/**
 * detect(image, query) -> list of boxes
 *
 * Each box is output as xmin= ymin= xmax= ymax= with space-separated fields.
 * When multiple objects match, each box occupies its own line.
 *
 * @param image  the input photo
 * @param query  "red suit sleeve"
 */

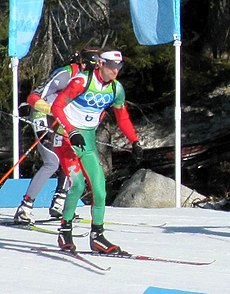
xmin=51 ymin=77 xmax=85 ymax=133
xmin=27 ymin=93 xmax=41 ymax=108
xmin=113 ymin=106 xmax=139 ymax=144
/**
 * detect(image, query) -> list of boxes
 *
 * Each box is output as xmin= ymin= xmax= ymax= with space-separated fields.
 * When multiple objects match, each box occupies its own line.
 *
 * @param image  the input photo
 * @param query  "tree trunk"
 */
xmin=208 ymin=0 xmax=230 ymax=59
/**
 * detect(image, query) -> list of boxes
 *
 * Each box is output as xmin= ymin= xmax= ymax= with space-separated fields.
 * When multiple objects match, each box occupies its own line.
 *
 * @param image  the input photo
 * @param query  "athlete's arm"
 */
xmin=27 ymin=68 xmax=75 ymax=114
xmin=113 ymin=105 xmax=139 ymax=143
xmin=27 ymin=93 xmax=51 ymax=114
xmin=112 ymin=81 xmax=139 ymax=143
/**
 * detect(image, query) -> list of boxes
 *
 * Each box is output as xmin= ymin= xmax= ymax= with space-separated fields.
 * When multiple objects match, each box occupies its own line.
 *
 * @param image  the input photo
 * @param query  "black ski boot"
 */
xmin=90 ymin=224 xmax=121 ymax=254
xmin=58 ymin=220 xmax=76 ymax=251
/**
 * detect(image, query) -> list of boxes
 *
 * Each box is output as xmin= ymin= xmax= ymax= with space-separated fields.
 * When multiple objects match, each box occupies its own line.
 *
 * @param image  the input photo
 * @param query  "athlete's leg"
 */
xmin=72 ymin=129 xmax=121 ymax=253
xmin=55 ymin=138 xmax=86 ymax=250
xmin=14 ymin=136 xmax=59 ymax=223
xmin=26 ymin=140 xmax=59 ymax=200
xmin=72 ymin=129 xmax=106 ymax=225
xmin=54 ymin=138 xmax=85 ymax=221
xmin=49 ymin=167 xmax=68 ymax=218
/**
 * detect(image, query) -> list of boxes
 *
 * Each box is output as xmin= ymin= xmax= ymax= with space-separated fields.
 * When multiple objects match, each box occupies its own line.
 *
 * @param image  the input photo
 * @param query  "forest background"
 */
xmin=0 ymin=0 xmax=230 ymax=204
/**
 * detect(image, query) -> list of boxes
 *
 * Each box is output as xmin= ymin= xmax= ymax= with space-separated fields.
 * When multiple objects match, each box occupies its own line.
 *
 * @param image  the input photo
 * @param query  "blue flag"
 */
xmin=8 ymin=0 xmax=44 ymax=59
xmin=129 ymin=0 xmax=181 ymax=45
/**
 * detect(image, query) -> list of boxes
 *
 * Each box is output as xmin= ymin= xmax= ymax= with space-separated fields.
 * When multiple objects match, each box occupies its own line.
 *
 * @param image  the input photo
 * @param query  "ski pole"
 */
xmin=0 ymin=110 xmax=57 ymax=134
xmin=96 ymin=140 xmax=131 ymax=152
xmin=0 ymin=110 xmax=67 ymax=137
xmin=0 ymin=121 xmax=57 ymax=185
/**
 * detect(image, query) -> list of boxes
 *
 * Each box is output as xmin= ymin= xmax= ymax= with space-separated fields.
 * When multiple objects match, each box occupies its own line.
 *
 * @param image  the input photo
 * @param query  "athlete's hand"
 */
xmin=68 ymin=129 xmax=86 ymax=151
xmin=132 ymin=141 xmax=143 ymax=164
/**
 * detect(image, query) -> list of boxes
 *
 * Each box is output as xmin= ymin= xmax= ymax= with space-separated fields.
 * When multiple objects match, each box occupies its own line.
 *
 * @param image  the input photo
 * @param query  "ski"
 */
xmin=30 ymin=246 xmax=214 ymax=266
xmin=31 ymin=225 xmax=88 ymax=238
xmin=0 ymin=221 xmax=88 ymax=238
xmin=35 ymin=215 xmax=83 ymax=224
xmin=34 ymin=217 xmax=62 ymax=224
xmin=1 ymin=214 xmax=165 ymax=228
xmin=77 ymin=251 xmax=215 ymax=266
xmin=31 ymin=247 xmax=111 ymax=272
xmin=35 ymin=218 xmax=166 ymax=229
xmin=78 ymin=219 xmax=167 ymax=228
xmin=104 ymin=228 xmax=163 ymax=234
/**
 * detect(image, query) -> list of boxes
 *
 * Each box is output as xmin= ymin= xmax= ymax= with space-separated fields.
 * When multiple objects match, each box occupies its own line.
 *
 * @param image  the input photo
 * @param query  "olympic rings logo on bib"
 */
xmin=84 ymin=91 xmax=112 ymax=108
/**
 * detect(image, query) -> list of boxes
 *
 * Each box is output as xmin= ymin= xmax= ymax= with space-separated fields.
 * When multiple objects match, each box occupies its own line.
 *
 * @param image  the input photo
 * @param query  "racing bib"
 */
xmin=33 ymin=117 xmax=48 ymax=132
xmin=53 ymin=134 xmax=63 ymax=147
xmin=64 ymin=103 xmax=102 ymax=128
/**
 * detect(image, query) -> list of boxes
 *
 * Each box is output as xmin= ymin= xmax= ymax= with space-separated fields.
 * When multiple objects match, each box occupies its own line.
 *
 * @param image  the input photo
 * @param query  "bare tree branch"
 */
xmin=58 ymin=0 xmax=72 ymax=43
xmin=50 ymin=10 xmax=69 ymax=51
xmin=75 ymin=0 xmax=98 ymax=20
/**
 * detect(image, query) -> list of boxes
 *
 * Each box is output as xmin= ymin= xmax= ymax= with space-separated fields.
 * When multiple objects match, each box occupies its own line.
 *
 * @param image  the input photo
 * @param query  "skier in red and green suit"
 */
xmin=52 ymin=49 xmax=143 ymax=253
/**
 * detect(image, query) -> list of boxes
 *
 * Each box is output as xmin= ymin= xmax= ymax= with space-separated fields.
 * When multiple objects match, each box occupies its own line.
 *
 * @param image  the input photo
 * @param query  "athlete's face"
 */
xmin=99 ymin=60 xmax=123 ymax=82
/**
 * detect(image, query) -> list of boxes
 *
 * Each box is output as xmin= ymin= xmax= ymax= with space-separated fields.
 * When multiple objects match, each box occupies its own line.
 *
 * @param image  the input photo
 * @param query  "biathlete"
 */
xmin=14 ymin=49 xmax=99 ymax=224
xmin=51 ymin=49 xmax=143 ymax=253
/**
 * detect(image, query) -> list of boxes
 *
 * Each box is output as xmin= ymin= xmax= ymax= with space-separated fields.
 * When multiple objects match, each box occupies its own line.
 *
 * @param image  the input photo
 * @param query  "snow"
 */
xmin=0 ymin=206 xmax=229 ymax=294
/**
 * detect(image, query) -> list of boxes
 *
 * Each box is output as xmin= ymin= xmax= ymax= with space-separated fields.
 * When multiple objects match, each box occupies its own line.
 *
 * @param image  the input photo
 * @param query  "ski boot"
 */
xmin=49 ymin=189 xmax=67 ymax=218
xmin=14 ymin=195 xmax=35 ymax=225
xmin=58 ymin=220 xmax=76 ymax=251
xmin=90 ymin=224 xmax=121 ymax=254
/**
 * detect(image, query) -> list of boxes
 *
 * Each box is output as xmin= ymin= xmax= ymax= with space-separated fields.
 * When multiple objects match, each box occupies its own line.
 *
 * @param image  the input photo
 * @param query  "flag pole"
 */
xmin=174 ymin=37 xmax=182 ymax=208
xmin=8 ymin=0 xmax=44 ymax=180
xmin=129 ymin=0 xmax=182 ymax=207
xmin=11 ymin=56 xmax=20 ymax=179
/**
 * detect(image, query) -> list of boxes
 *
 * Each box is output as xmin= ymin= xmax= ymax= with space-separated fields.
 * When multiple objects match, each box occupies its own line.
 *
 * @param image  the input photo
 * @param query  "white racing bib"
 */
xmin=53 ymin=134 xmax=63 ymax=147
xmin=64 ymin=103 xmax=102 ymax=128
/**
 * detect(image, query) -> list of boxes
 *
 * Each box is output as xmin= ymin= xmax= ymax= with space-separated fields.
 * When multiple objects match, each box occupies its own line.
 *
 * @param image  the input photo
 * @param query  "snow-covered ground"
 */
xmin=0 ymin=206 xmax=229 ymax=294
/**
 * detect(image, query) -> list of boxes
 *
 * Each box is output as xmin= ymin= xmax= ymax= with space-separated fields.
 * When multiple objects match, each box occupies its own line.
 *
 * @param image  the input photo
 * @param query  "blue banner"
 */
xmin=129 ymin=0 xmax=181 ymax=45
xmin=8 ymin=0 xmax=44 ymax=59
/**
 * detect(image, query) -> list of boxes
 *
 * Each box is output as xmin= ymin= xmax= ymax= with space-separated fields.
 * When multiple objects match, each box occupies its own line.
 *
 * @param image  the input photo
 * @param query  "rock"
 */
xmin=112 ymin=168 xmax=206 ymax=208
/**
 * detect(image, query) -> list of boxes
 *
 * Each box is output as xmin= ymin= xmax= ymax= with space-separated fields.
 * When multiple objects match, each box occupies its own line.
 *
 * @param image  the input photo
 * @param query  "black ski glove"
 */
xmin=132 ymin=141 xmax=143 ymax=164
xmin=68 ymin=129 xmax=86 ymax=151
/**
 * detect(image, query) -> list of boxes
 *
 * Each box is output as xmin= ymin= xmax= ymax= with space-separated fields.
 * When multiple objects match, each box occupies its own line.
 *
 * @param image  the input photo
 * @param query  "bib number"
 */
xmin=33 ymin=118 xmax=47 ymax=132
xmin=53 ymin=134 xmax=63 ymax=147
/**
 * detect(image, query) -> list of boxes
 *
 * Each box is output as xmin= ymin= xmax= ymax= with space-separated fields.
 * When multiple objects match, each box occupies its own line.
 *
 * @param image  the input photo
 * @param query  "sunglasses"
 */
xmin=103 ymin=59 xmax=123 ymax=70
